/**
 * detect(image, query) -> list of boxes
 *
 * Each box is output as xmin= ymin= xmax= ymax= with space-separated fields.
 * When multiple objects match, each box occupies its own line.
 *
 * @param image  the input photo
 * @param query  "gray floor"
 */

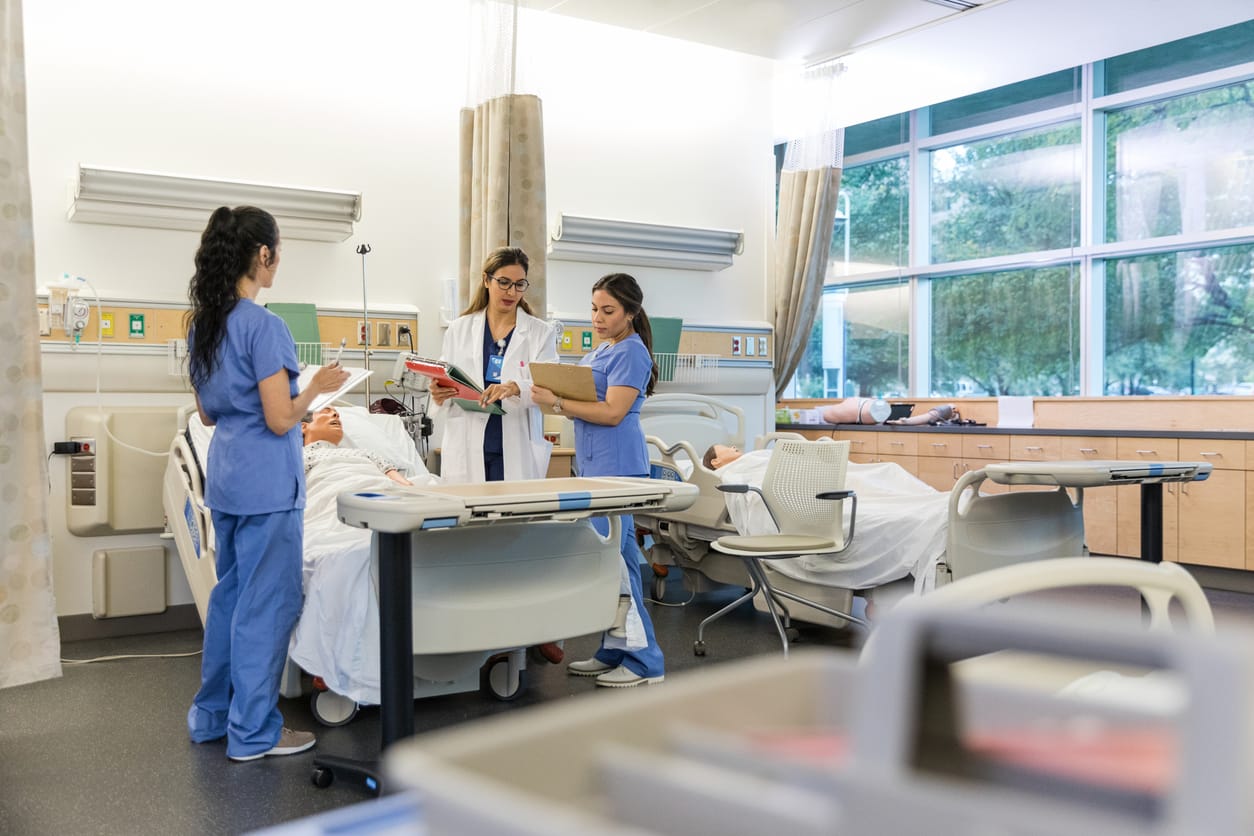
xmin=0 ymin=568 xmax=861 ymax=835
xmin=5 ymin=569 xmax=1254 ymax=836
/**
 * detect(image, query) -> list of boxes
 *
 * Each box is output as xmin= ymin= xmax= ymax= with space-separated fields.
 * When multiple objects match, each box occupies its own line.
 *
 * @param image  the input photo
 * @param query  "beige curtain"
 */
xmin=773 ymin=166 xmax=842 ymax=398
xmin=458 ymin=93 xmax=547 ymax=315
xmin=0 ymin=0 xmax=62 ymax=690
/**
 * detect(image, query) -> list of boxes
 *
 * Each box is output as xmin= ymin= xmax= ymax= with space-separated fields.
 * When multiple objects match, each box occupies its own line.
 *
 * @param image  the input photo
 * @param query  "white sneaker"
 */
xmin=228 ymin=727 xmax=316 ymax=762
xmin=567 ymin=657 xmax=615 ymax=677
xmin=595 ymin=665 xmax=664 ymax=688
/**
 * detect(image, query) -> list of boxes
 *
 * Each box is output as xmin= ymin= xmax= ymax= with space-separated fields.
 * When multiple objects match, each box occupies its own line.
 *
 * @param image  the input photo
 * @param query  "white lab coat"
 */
xmin=437 ymin=308 xmax=557 ymax=484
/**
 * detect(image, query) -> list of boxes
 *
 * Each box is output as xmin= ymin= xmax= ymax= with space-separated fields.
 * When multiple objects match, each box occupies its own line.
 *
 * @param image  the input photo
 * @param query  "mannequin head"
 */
xmin=702 ymin=443 xmax=742 ymax=470
xmin=302 ymin=407 xmax=344 ymax=446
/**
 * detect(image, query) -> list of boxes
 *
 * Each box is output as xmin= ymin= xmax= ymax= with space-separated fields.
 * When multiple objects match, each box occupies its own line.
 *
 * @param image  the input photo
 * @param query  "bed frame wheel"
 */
xmin=693 ymin=640 xmax=706 ymax=657
xmin=651 ymin=574 xmax=667 ymax=600
xmin=311 ymin=766 xmax=334 ymax=789
xmin=481 ymin=654 xmax=526 ymax=701
xmin=311 ymin=689 xmax=359 ymax=727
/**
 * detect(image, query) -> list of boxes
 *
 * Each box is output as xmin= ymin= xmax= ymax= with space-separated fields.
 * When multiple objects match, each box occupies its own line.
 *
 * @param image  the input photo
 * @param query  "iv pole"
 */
xmin=357 ymin=243 xmax=372 ymax=404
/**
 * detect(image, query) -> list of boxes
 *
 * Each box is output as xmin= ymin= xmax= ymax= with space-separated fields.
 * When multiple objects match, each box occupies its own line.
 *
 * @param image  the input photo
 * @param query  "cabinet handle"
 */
xmin=889 ymin=441 xmax=904 ymax=447
xmin=931 ymin=443 xmax=948 ymax=449
xmin=1024 ymin=446 xmax=1043 ymax=452
xmin=1181 ymin=483 xmax=1190 ymax=495
xmin=1135 ymin=449 xmax=1157 ymax=456
xmin=952 ymin=462 xmax=959 ymax=479
xmin=851 ymin=440 xmax=866 ymax=447
xmin=1200 ymin=451 xmax=1222 ymax=458
xmin=977 ymin=444 xmax=993 ymax=450
xmin=1079 ymin=447 xmax=1097 ymax=454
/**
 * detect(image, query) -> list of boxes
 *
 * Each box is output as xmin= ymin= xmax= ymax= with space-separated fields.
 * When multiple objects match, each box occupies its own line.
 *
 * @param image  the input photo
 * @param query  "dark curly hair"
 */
xmin=185 ymin=206 xmax=279 ymax=388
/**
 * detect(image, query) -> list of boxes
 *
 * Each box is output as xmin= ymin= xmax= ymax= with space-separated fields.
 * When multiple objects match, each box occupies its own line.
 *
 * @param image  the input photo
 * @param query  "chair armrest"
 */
xmin=716 ymin=483 xmax=781 ymax=531
xmin=817 ymin=490 xmax=858 ymax=551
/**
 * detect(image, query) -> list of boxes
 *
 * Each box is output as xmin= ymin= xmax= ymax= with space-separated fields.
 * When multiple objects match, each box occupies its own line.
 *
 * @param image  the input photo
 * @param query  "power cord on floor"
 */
xmin=61 ymin=649 xmax=203 ymax=664
xmin=646 ymin=589 xmax=697 ymax=607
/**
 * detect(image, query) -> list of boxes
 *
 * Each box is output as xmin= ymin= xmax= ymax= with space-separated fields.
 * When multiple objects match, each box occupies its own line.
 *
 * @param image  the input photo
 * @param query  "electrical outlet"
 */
xmin=395 ymin=322 xmax=411 ymax=347
xmin=357 ymin=320 xmax=368 ymax=346
xmin=377 ymin=322 xmax=392 ymax=347
xmin=744 ymin=335 xmax=755 ymax=357
xmin=38 ymin=305 xmax=51 ymax=336
xmin=758 ymin=336 xmax=768 ymax=357
xmin=731 ymin=336 xmax=741 ymax=356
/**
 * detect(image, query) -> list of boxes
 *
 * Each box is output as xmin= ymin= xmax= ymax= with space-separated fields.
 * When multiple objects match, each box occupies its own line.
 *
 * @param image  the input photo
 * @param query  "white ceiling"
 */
xmin=520 ymin=0 xmax=1253 ymax=125
xmin=519 ymin=0 xmax=994 ymax=66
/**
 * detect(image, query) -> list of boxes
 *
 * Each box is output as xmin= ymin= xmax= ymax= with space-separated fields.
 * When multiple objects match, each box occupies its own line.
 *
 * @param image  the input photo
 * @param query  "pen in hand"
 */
xmin=332 ymin=337 xmax=346 ymax=366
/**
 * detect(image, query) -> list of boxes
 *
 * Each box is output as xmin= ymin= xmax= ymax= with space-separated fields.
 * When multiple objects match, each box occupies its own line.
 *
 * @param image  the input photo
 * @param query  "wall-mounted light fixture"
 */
xmin=548 ymin=213 xmax=744 ymax=271
xmin=67 ymin=165 xmax=363 ymax=242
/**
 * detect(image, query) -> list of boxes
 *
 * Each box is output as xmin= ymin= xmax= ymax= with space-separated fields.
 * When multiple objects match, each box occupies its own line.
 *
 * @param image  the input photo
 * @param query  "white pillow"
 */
xmin=337 ymin=406 xmax=429 ymax=478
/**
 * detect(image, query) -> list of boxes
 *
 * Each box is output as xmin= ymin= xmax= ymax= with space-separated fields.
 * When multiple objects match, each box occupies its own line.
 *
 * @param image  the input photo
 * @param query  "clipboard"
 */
xmin=528 ymin=362 xmax=597 ymax=415
xmin=297 ymin=365 xmax=373 ymax=413
xmin=403 ymin=356 xmax=504 ymax=415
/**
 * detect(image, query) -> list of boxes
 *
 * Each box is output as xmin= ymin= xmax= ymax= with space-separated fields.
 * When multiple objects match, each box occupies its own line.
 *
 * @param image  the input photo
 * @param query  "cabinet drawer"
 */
xmin=1178 ymin=438 xmax=1245 ymax=470
xmin=919 ymin=433 xmax=963 ymax=458
xmin=963 ymin=435 xmax=1009 ymax=460
xmin=1116 ymin=437 xmax=1179 ymax=461
xmin=1060 ymin=436 xmax=1117 ymax=460
xmin=1010 ymin=435 xmax=1061 ymax=461
xmin=877 ymin=433 xmax=919 ymax=456
xmin=834 ymin=431 xmax=873 ymax=455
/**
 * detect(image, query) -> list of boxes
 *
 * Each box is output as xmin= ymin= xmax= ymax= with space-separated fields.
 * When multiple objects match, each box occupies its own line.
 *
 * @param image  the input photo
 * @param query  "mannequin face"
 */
xmin=709 ymin=444 xmax=741 ymax=469
xmin=302 ymin=407 xmax=343 ymax=446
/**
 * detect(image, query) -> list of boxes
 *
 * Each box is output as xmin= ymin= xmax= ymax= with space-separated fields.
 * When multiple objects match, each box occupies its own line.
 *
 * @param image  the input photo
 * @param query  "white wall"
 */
xmin=26 ymin=1 xmax=776 ymax=617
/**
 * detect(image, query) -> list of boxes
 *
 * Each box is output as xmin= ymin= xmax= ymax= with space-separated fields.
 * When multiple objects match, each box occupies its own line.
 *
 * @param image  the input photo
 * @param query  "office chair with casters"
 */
xmin=704 ymin=439 xmax=867 ymax=657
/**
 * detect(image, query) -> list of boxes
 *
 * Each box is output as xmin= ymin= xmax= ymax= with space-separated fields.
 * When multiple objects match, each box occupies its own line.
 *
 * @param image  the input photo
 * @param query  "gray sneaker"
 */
xmin=567 ymin=657 xmax=615 ymax=677
xmin=229 ymin=727 xmax=316 ymax=762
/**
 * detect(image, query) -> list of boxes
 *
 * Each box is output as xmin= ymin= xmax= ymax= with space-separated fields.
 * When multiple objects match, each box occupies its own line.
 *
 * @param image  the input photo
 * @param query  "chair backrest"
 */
xmin=760 ymin=438 xmax=851 ymax=539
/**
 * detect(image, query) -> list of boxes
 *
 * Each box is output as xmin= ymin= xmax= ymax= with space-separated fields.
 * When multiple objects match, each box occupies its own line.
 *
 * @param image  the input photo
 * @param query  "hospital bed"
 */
xmin=315 ymin=475 xmax=699 ymax=792
xmin=163 ymin=403 xmax=656 ymax=727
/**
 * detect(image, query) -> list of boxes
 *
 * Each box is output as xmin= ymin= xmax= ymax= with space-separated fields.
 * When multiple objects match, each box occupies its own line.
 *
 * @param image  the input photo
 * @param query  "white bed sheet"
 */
xmin=718 ymin=452 xmax=948 ymax=592
xmin=289 ymin=456 xmax=440 ymax=705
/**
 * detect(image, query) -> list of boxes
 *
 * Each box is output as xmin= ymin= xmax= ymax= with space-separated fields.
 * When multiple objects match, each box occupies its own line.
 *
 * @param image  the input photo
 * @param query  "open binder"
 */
xmin=403 ymin=356 xmax=504 ymax=415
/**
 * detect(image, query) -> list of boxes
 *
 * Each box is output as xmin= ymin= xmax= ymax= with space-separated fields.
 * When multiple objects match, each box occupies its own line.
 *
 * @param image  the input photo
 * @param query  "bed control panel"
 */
xmin=69 ymin=436 xmax=96 ymax=506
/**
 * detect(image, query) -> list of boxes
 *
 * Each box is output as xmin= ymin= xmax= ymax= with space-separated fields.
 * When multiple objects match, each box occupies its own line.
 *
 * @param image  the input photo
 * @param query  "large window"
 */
xmin=832 ymin=156 xmax=908 ymax=278
xmin=1105 ymin=243 xmax=1254 ymax=395
xmin=930 ymin=122 xmax=1081 ymax=263
xmin=1105 ymin=80 xmax=1254 ymax=242
xmin=931 ymin=266 xmax=1080 ymax=396
xmin=784 ymin=19 xmax=1254 ymax=399
xmin=788 ymin=282 xmax=909 ymax=399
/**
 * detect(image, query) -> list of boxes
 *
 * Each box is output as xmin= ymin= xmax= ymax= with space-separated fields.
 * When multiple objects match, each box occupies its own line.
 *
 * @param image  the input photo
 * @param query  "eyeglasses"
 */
xmin=489 ymin=276 xmax=530 ymax=293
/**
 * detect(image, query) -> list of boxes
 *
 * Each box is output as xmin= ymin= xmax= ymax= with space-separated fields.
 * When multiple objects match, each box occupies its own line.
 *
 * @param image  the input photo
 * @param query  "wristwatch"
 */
xmin=552 ymin=397 xmax=564 ymax=414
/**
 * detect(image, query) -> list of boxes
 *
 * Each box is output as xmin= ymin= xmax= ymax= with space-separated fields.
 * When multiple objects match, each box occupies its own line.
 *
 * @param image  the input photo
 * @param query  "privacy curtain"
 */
xmin=773 ymin=166 xmax=842 ymax=397
xmin=458 ymin=0 xmax=547 ymax=316
xmin=458 ymin=93 xmax=547 ymax=315
xmin=0 ymin=0 xmax=62 ymax=690
xmin=772 ymin=62 xmax=846 ymax=398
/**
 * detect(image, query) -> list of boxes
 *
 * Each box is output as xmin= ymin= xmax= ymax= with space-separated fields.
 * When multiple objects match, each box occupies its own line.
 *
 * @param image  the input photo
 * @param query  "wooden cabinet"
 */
xmin=1176 ymin=439 xmax=1244 ymax=570
xmin=916 ymin=433 xmax=1008 ymax=493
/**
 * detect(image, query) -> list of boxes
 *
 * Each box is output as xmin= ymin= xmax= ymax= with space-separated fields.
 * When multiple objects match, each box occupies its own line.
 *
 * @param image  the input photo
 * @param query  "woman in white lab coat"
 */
xmin=433 ymin=246 xmax=557 ymax=484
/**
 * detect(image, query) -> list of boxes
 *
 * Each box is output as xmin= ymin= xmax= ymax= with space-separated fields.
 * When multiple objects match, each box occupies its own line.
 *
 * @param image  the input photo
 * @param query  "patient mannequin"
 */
xmin=302 ymin=407 xmax=413 ymax=486
xmin=815 ymin=400 xmax=956 ymax=426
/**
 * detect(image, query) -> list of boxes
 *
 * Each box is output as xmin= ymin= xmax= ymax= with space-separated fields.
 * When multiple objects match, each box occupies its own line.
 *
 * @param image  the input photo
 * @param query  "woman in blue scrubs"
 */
xmin=530 ymin=273 xmax=664 ymax=687
xmin=185 ymin=206 xmax=348 ymax=762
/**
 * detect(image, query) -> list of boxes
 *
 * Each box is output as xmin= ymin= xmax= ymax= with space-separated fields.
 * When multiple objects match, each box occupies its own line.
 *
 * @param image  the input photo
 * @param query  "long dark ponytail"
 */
xmin=593 ymin=272 xmax=658 ymax=397
xmin=185 ymin=206 xmax=279 ymax=389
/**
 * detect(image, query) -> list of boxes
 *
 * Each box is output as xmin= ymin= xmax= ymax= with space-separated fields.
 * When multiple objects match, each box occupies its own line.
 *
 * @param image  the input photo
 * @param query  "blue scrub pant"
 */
xmin=591 ymin=514 xmax=665 ymax=678
xmin=188 ymin=509 xmax=304 ymax=759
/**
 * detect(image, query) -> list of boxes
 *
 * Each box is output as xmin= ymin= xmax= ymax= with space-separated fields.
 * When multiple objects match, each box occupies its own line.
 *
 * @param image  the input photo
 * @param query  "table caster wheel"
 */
xmin=311 ymin=766 xmax=334 ymax=789
xmin=693 ymin=640 xmax=706 ymax=657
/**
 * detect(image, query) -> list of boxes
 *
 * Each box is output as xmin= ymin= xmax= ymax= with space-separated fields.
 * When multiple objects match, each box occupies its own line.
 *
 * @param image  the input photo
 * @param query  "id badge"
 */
xmin=486 ymin=353 xmax=505 ymax=384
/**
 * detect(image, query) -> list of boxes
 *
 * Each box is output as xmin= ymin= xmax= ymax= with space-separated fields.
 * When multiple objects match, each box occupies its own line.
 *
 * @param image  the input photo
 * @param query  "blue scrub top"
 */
xmin=574 ymin=334 xmax=651 ymax=478
xmin=482 ymin=325 xmax=513 ymax=456
xmin=193 ymin=299 xmax=303 ymax=515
